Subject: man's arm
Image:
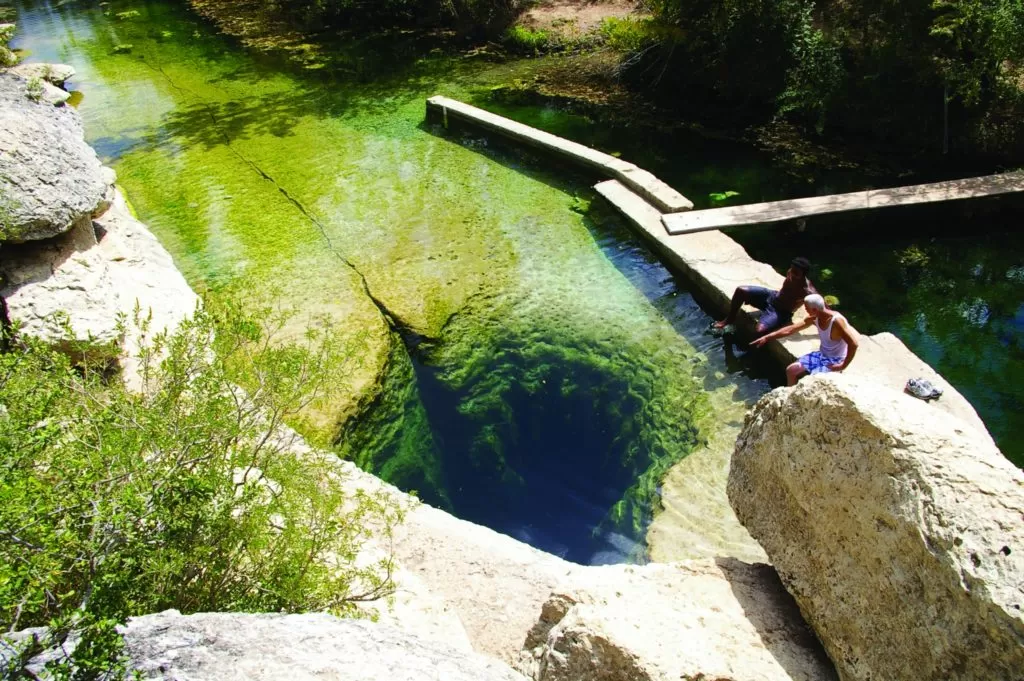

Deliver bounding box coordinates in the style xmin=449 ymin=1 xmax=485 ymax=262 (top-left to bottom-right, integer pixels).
xmin=828 ymin=317 xmax=860 ymax=371
xmin=750 ymin=318 xmax=813 ymax=348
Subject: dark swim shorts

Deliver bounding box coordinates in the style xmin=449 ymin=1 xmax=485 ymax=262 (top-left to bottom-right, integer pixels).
xmin=740 ymin=285 xmax=791 ymax=331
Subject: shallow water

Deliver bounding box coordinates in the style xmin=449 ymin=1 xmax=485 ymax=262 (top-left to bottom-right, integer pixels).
xmin=11 ymin=0 xmax=773 ymax=563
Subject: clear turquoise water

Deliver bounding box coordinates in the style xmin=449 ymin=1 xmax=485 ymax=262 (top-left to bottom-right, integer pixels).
xmin=10 ymin=0 xmax=771 ymax=563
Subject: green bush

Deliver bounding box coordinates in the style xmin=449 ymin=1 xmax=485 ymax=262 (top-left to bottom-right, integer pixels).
xmin=0 ymin=302 xmax=403 ymax=677
xmin=504 ymin=25 xmax=549 ymax=52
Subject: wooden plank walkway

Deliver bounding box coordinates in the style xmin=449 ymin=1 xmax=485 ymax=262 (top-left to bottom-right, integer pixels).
xmin=662 ymin=171 xmax=1024 ymax=235
xmin=426 ymin=95 xmax=693 ymax=213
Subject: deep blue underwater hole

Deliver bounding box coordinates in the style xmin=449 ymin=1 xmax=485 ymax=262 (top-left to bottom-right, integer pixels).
xmin=411 ymin=341 xmax=662 ymax=565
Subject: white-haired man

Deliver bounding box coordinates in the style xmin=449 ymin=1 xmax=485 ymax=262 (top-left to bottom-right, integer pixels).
xmin=750 ymin=293 xmax=860 ymax=386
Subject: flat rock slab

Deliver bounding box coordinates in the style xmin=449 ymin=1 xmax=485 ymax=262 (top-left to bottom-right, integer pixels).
xmin=729 ymin=375 xmax=1024 ymax=681
xmin=518 ymin=559 xmax=837 ymax=681
xmin=427 ymin=96 xmax=692 ymax=213
xmin=0 ymin=72 xmax=108 ymax=242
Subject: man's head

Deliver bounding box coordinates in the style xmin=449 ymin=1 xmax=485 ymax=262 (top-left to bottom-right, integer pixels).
xmin=803 ymin=293 xmax=827 ymax=319
xmin=787 ymin=256 xmax=811 ymax=282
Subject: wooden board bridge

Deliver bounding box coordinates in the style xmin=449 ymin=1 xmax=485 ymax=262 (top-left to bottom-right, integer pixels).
xmin=661 ymin=171 xmax=1024 ymax=235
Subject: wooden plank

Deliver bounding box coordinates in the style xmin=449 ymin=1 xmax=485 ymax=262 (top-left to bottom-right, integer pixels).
xmin=662 ymin=171 xmax=1024 ymax=235
xmin=426 ymin=96 xmax=693 ymax=213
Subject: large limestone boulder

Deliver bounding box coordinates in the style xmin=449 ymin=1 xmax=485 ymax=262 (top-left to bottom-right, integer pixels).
xmin=7 ymin=610 xmax=528 ymax=680
xmin=517 ymin=559 xmax=837 ymax=681
xmin=0 ymin=72 xmax=108 ymax=242
xmin=1 ymin=189 xmax=198 ymax=383
xmin=729 ymin=375 xmax=1024 ymax=681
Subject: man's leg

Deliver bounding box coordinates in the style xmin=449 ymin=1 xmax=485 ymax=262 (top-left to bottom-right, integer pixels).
xmin=786 ymin=361 xmax=807 ymax=386
xmin=715 ymin=286 xmax=772 ymax=328
xmin=755 ymin=307 xmax=783 ymax=335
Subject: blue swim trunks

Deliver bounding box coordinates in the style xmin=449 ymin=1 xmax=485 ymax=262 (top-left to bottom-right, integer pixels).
xmin=739 ymin=285 xmax=792 ymax=332
xmin=800 ymin=351 xmax=844 ymax=375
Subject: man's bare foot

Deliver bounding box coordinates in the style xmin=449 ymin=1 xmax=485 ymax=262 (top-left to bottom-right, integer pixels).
xmin=713 ymin=320 xmax=730 ymax=329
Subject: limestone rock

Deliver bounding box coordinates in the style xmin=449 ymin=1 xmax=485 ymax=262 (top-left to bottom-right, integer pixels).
xmin=2 ymin=189 xmax=198 ymax=383
xmin=8 ymin=62 xmax=76 ymax=85
xmin=8 ymin=610 xmax=529 ymax=681
xmin=1 ymin=216 xmax=123 ymax=357
xmin=0 ymin=72 xmax=108 ymax=242
xmin=517 ymin=559 xmax=837 ymax=681
xmin=728 ymin=375 xmax=1024 ymax=681
xmin=336 ymin=456 xmax=575 ymax=664
xmin=38 ymin=79 xmax=70 ymax=106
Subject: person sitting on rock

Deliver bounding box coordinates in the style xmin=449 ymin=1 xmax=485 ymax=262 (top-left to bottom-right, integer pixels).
xmin=713 ymin=257 xmax=817 ymax=337
xmin=751 ymin=293 xmax=860 ymax=386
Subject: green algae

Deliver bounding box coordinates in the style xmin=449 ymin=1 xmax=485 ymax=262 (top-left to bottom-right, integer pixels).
xmin=13 ymin=0 xmax=743 ymax=560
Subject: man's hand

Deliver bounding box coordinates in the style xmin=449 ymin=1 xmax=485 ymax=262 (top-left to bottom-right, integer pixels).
xmin=828 ymin=363 xmax=845 ymax=372
xmin=750 ymin=336 xmax=770 ymax=348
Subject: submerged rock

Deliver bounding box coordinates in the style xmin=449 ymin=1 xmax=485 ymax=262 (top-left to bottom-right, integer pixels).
xmin=8 ymin=610 xmax=528 ymax=681
xmin=0 ymin=72 xmax=107 ymax=242
xmin=517 ymin=559 xmax=837 ymax=681
xmin=729 ymin=375 xmax=1024 ymax=681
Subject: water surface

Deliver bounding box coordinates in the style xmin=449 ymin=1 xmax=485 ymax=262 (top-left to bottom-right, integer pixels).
xmin=11 ymin=0 xmax=771 ymax=563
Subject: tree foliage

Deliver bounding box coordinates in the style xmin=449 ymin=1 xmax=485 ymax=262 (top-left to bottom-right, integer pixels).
xmin=0 ymin=302 xmax=403 ymax=678
xmin=260 ymin=0 xmax=526 ymax=38
xmin=625 ymin=0 xmax=1024 ymax=155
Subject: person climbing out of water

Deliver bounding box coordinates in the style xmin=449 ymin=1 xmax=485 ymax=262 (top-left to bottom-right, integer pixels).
xmin=750 ymin=293 xmax=860 ymax=386
xmin=713 ymin=256 xmax=817 ymax=337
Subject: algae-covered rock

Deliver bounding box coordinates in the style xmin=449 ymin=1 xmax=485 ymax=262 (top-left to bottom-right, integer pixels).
xmin=729 ymin=375 xmax=1024 ymax=681
xmin=0 ymin=72 xmax=108 ymax=242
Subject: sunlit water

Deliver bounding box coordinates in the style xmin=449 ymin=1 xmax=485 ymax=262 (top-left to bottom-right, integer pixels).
xmin=11 ymin=0 xmax=776 ymax=564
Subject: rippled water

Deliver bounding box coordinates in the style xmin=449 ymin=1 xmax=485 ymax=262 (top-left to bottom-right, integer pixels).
xmin=11 ymin=0 xmax=775 ymax=563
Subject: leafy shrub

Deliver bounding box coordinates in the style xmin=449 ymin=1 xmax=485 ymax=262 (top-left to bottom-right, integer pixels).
xmin=0 ymin=302 xmax=403 ymax=676
xmin=600 ymin=16 xmax=658 ymax=53
xmin=24 ymin=77 xmax=43 ymax=102
xmin=504 ymin=25 xmax=549 ymax=52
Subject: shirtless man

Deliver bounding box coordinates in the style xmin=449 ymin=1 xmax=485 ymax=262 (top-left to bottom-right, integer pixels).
xmin=714 ymin=257 xmax=816 ymax=336
xmin=751 ymin=293 xmax=860 ymax=386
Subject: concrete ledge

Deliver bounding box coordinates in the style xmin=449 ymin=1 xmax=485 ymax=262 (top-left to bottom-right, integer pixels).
xmin=596 ymin=179 xmax=994 ymax=442
xmin=426 ymin=96 xmax=693 ymax=213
